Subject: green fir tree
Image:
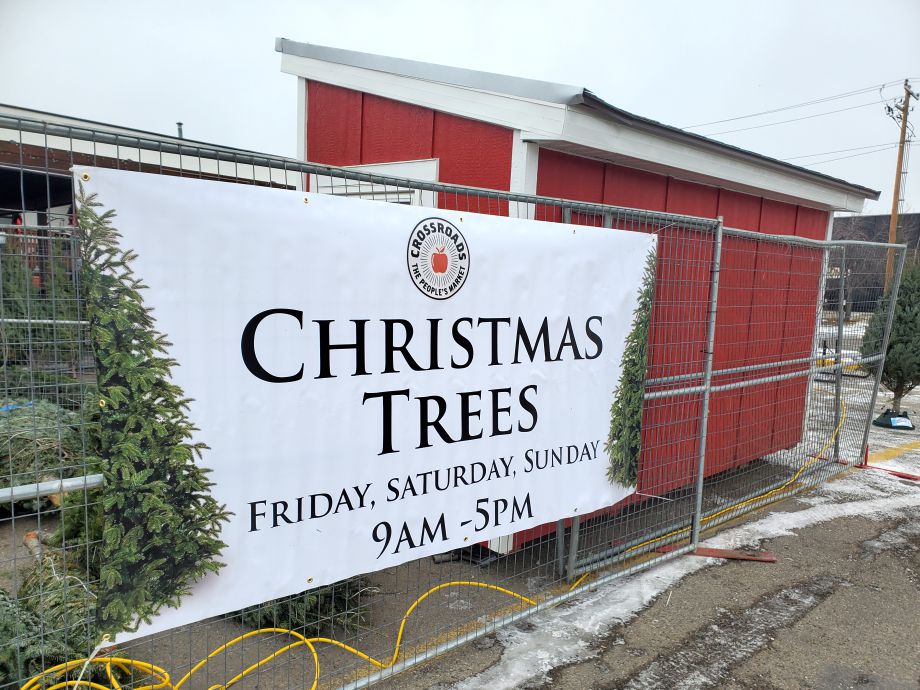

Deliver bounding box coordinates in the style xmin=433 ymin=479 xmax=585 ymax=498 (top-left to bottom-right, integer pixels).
xmin=606 ymin=249 xmax=656 ymax=487
xmin=861 ymin=261 xmax=920 ymax=414
xmin=76 ymin=187 xmax=230 ymax=633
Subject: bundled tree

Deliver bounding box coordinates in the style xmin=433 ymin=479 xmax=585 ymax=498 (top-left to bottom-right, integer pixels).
xmin=0 ymin=249 xmax=40 ymax=365
xmin=237 ymin=578 xmax=374 ymax=636
xmin=36 ymin=250 xmax=83 ymax=370
xmin=0 ymin=398 xmax=82 ymax=492
xmin=0 ymin=588 xmax=74 ymax=681
xmin=0 ymin=242 xmax=81 ymax=369
xmin=606 ymin=250 xmax=656 ymax=487
xmin=75 ymin=188 xmax=230 ymax=633
xmin=861 ymin=260 xmax=920 ymax=414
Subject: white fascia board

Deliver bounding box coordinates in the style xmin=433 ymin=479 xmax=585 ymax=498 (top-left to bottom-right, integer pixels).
xmin=297 ymin=76 xmax=307 ymax=160
xmin=509 ymin=130 xmax=539 ymax=219
xmin=509 ymin=130 xmax=539 ymax=194
xmin=280 ymin=53 xmax=566 ymax=137
xmin=824 ymin=209 xmax=836 ymax=241
xmin=528 ymin=108 xmax=865 ymax=212
xmin=295 ymin=76 xmax=307 ymax=191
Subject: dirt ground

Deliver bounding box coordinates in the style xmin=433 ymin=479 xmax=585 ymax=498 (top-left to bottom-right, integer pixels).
xmin=373 ymin=388 xmax=920 ymax=690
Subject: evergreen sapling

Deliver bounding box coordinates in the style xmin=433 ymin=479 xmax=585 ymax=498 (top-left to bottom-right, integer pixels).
xmin=861 ymin=260 xmax=920 ymax=415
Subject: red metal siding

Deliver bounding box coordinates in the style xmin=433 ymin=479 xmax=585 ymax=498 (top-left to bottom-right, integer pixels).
xmin=535 ymin=149 xmax=605 ymax=224
xmin=735 ymin=200 xmax=797 ymax=463
xmin=306 ymin=83 xmax=513 ymax=214
xmin=432 ymin=112 xmax=512 ymax=214
xmin=771 ymin=206 xmax=827 ymax=450
xmin=602 ymin=164 xmax=668 ymax=211
xmin=665 ymin=178 xmax=720 ymax=218
xmin=794 ymin=206 xmax=828 ymax=241
xmin=707 ymin=190 xmax=762 ymax=474
xmin=508 ymin=154 xmax=824 ymax=549
xmin=636 ymin=179 xmax=721 ymax=493
xmin=361 ymin=94 xmax=434 ymax=163
xmin=718 ymin=190 xmax=763 ymax=231
xmin=307 ymin=81 xmax=362 ymax=166
xmin=759 ymin=199 xmax=799 ymax=236
xmin=773 ymin=243 xmax=822 ymax=450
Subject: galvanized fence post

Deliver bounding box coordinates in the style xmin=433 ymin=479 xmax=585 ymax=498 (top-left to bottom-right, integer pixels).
xmin=555 ymin=519 xmax=566 ymax=578
xmin=690 ymin=218 xmax=723 ymax=550
xmin=566 ymin=515 xmax=581 ymax=583
xmin=559 ymin=200 xmax=580 ymax=581
xmin=834 ymin=246 xmax=846 ymax=462
xmin=859 ymin=246 xmax=907 ymax=462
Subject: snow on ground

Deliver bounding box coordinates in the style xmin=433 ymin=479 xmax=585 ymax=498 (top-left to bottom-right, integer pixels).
xmin=450 ymin=437 xmax=920 ymax=690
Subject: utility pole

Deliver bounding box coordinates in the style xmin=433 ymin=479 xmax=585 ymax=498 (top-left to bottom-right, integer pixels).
xmin=885 ymin=80 xmax=916 ymax=289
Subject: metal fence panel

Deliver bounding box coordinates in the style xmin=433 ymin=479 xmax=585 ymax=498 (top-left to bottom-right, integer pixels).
xmin=0 ymin=112 xmax=907 ymax=690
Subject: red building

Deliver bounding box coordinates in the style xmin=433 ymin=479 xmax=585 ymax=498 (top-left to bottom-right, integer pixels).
xmin=276 ymin=40 xmax=879 ymax=551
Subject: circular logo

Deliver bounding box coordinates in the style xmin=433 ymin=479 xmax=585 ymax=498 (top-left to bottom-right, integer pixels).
xmin=406 ymin=217 xmax=470 ymax=300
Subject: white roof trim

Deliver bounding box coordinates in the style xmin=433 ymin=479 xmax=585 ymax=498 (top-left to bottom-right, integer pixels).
xmin=277 ymin=38 xmax=583 ymax=104
xmin=281 ymin=53 xmax=567 ymax=137
xmin=535 ymin=108 xmax=866 ymax=212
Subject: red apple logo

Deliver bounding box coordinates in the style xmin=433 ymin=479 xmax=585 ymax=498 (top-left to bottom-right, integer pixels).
xmin=431 ymin=247 xmax=448 ymax=274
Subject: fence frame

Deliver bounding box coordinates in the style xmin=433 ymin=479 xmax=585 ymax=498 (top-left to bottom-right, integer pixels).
xmin=0 ymin=111 xmax=910 ymax=690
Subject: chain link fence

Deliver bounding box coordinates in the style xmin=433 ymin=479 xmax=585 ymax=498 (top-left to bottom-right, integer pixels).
xmin=0 ymin=111 xmax=907 ymax=689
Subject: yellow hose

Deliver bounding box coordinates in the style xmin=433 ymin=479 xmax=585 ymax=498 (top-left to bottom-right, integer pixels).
xmin=21 ymin=583 xmax=536 ymax=690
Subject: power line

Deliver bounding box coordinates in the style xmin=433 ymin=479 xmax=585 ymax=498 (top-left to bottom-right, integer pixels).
xmin=684 ymin=80 xmax=903 ymax=129
xmin=782 ymin=141 xmax=901 ymax=161
xmin=803 ymin=146 xmax=896 ymax=166
xmin=799 ymin=140 xmax=915 ymax=167
xmin=705 ymin=99 xmax=897 ymax=136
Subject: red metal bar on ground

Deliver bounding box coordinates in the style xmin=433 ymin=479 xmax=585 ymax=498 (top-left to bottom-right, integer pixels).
xmin=656 ymin=545 xmax=777 ymax=562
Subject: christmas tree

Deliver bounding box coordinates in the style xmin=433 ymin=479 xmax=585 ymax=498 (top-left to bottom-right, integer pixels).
xmin=76 ymin=187 xmax=230 ymax=633
xmin=861 ymin=260 xmax=920 ymax=414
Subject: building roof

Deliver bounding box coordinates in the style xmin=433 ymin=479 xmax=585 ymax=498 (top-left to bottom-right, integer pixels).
xmin=0 ymin=103 xmax=261 ymax=156
xmin=277 ymin=39 xmax=587 ymax=104
xmin=0 ymin=103 xmax=304 ymax=202
xmin=276 ymin=38 xmax=880 ymax=211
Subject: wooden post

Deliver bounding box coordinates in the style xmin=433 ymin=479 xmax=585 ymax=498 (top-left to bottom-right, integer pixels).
xmin=886 ymin=80 xmax=914 ymax=290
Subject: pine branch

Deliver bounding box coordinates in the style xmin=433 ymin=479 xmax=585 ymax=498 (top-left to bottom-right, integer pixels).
xmin=606 ymin=249 xmax=656 ymax=487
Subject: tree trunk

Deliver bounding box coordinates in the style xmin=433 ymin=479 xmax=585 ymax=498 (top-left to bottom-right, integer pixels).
xmin=892 ymin=390 xmax=904 ymax=415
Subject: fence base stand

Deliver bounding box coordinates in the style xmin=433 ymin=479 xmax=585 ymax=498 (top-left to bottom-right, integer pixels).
xmin=856 ymin=446 xmax=920 ymax=481
xmin=856 ymin=465 xmax=920 ymax=482
xmin=656 ymin=545 xmax=777 ymax=563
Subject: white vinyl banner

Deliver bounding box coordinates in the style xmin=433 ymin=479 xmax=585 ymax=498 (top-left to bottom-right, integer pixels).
xmin=75 ymin=167 xmax=656 ymax=640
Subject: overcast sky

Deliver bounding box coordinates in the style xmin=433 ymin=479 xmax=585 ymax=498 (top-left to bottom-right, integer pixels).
xmin=3 ymin=0 xmax=919 ymax=218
